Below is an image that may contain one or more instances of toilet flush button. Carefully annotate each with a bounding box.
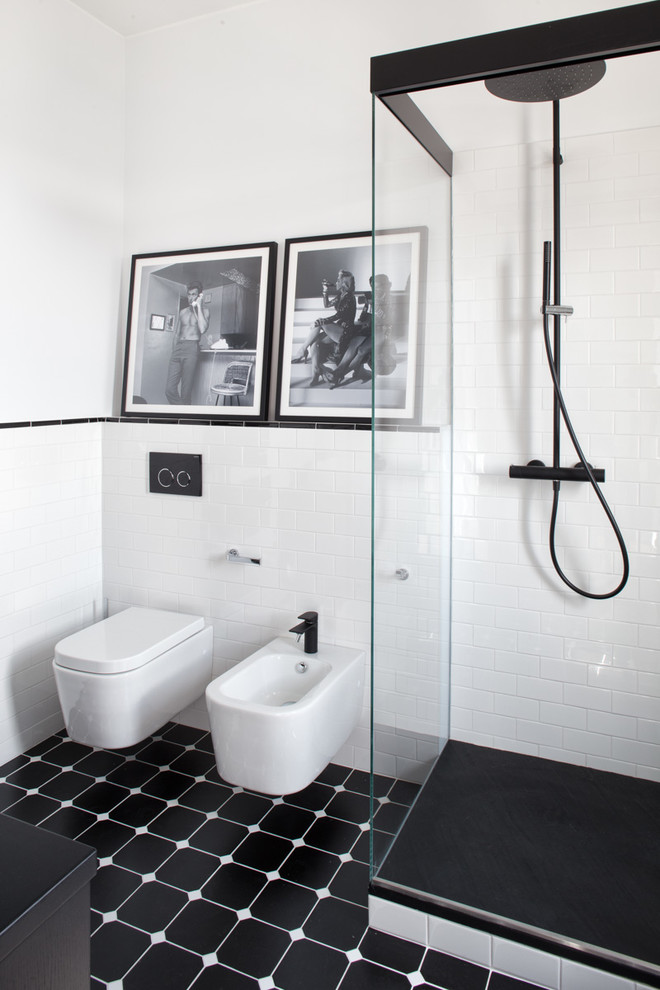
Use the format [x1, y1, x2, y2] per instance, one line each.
[149, 452, 202, 496]
[158, 467, 175, 488]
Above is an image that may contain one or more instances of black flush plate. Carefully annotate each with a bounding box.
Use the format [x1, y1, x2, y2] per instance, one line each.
[149, 452, 202, 496]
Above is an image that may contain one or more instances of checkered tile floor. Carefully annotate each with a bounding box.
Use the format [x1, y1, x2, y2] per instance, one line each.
[0, 723, 540, 990]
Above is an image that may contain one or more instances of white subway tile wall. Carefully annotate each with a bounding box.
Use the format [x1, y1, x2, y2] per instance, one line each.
[102, 420, 373, 770]
[451, 124, 660, 780]
[0, 423, 104, 765]
[0, 416, 445, 779]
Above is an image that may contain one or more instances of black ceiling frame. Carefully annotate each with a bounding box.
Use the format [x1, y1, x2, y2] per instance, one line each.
[370, 1, 660, 176]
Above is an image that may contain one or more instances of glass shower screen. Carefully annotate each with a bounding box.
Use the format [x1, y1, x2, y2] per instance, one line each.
[370, 93, 453, 875]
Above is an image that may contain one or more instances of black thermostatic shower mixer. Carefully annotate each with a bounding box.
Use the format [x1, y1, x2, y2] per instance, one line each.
[509, 462, 605, 483]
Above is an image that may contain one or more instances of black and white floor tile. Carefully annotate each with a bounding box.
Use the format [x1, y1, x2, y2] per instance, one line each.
[0, 723, 544, 990]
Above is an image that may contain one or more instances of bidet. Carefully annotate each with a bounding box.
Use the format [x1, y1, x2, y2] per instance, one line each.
[205, 636, 365, 794]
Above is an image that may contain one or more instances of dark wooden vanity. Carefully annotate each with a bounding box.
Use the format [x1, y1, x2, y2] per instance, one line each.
[0, 814, 96, 989]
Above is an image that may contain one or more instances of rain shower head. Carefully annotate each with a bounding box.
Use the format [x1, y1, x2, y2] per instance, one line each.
[485, 61, 606, 102]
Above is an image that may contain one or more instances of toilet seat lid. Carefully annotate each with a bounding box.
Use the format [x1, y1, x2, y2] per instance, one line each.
[54, 607, 205, 674]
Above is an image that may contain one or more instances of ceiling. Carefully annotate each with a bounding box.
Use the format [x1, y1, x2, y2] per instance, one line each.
[69, 0, 659, 150]
[68, 0, 263, 36]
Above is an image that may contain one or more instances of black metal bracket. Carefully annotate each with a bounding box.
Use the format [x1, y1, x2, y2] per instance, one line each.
[370, 2, 660, 97]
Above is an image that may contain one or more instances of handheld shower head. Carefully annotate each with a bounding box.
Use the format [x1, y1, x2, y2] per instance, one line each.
[485, 61, 606, 103]
[542, 241, 552, 309]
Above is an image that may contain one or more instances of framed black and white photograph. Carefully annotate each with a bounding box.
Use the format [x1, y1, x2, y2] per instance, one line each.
[275, 229, 424, 423]
[121, 242, 277, 421]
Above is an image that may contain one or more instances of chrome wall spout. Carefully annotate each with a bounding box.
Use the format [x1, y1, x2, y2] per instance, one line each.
[226, 549, 261, 565]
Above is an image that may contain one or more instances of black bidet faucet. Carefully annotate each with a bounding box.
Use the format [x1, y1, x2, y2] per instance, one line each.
[289, 611, 318, 654]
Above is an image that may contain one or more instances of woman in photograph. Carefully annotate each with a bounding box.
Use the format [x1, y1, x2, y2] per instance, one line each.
[326, 273, 395, 388]
[291, 269, 357, 386]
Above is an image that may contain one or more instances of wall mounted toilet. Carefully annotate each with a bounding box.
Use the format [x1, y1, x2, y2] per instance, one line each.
[53, 607, 213, 749]
[205, 636, 365, 795]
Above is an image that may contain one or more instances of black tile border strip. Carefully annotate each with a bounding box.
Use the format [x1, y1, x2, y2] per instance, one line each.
[0, 418, 104, 429]
[0, 417, 442, 434]
[0, 417, 373, 431]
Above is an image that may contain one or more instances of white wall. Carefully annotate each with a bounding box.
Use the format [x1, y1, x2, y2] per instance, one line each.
[119, 0, 631, 407]
[102, 419, 372, 767]
[0, 0, 122, 763]
[115, 0, 652, 781]
[1, 0, 657, 777]
[451, 122, 660, 781]
[0, 0, 124, 423]
[0, 423, 103, 765]
[1, 0, 629, 426]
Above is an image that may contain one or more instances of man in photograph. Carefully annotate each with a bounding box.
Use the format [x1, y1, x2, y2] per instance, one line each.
[165, 281, 209, 404]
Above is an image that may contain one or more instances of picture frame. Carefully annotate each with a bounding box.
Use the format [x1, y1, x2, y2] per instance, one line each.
[275, 229, 424, 424]
[121, 242, 277, 421]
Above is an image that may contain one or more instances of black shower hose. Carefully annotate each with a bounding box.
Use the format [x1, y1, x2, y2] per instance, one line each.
[542, 313, 629, 599]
